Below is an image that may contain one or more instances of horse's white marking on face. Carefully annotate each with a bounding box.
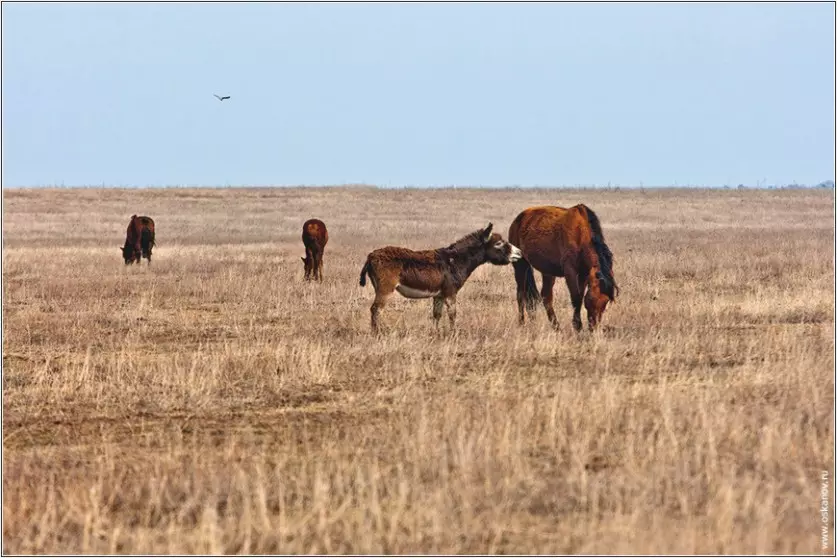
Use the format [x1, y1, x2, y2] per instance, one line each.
[509, 244, 523, 262]
[396, 284, 440, 299]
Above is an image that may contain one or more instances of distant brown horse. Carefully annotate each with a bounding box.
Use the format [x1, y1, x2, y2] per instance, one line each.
[359, 223, 523, 332]
[120, 215, 155, 265]
[301, 219, 329, 281]
[508, 205, 618, 331]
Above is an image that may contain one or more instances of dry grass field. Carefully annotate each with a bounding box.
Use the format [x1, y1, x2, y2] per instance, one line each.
[2, 186, 835, 554]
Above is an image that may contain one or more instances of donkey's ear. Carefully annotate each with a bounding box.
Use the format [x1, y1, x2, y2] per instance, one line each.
[482, 222, 493, 242]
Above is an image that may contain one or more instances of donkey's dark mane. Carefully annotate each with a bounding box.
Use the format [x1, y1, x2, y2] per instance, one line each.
[439, 228, 486, 256]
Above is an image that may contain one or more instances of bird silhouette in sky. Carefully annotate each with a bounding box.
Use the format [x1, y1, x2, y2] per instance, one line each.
[214, 94, 231, 101]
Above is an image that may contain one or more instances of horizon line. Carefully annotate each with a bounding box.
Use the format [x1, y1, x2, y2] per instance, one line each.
[3, 182, 835, 190]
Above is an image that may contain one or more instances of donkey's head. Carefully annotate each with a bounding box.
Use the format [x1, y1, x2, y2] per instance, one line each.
[478, 223, 523, 265]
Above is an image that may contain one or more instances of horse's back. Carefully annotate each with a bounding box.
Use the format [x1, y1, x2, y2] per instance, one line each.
[138, 216, 154, 232]
[509, 205, 582, 242]
[509, 205, 591, 274]
[302, 219, 328, 247]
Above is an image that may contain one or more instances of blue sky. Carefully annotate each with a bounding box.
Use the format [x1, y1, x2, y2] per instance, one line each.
[2, 2, 834, 187]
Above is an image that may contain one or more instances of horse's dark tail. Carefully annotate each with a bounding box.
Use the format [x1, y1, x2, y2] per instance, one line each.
[141, 227, 155, 249]
[579, 205, 619, 301]
[359, 259, 370, 287]
[516, 259, 541, 311]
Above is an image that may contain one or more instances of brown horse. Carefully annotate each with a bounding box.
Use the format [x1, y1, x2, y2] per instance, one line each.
[508, 205, 618, 331]
[359, 223, 523, 333]
[301, 219, 329, 281]
[120, 215, 155, 265]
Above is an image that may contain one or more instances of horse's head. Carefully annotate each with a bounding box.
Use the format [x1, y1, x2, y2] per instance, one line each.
[301, 255, 313, 280]
[120, 244, 136, 264]
[585, 267, 618, 328]
[481, 223, 524, 265]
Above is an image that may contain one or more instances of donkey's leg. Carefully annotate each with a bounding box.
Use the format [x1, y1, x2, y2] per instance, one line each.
[432, 295, 444, 330]
[513, 260, 529, 325]
[564, 266, 584, 332]
[541, 274, 558, 328]
[445, 296, 457, 328]
[370, 286, 395, 334]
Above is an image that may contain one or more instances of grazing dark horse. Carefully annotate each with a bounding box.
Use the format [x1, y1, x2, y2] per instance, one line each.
[508, 205, 618, 331]
[301, 219, 329, 281]
[359, 223, 523, 333]
[120, 215, 156, 265]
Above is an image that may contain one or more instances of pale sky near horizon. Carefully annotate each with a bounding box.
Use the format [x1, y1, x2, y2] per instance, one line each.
[2, 2, 834, 187]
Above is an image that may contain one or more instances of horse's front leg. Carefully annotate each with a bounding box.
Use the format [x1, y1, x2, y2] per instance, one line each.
[317, 252, 324, 282]
[564, 266, 583, 332]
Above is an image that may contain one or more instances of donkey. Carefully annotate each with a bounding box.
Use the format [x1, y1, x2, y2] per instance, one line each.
[358, 223, 523, 333]
[301, 219, 329, 281]
[508, 204, 618, 331]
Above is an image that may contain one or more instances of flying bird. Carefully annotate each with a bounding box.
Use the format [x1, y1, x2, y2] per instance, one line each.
[214, 94, 231, 101]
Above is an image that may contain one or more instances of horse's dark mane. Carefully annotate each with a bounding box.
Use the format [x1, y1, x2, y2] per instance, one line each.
[580, 205, 618, 300]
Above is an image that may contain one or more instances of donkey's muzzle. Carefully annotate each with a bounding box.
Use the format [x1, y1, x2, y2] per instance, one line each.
[509, 245, 523, 262]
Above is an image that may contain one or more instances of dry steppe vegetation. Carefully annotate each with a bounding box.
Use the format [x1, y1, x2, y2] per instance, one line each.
[2, 186, 835, 554]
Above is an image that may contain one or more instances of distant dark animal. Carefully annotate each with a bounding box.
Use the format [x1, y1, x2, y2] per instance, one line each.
[120, 215, 156, 265]
[301, 219, 329, 281]
[359, 223, 523, 333]
[214, 94, 231, 101]
[508, 205, 618, 331]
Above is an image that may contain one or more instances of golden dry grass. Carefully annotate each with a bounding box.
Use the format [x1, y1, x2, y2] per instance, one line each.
[2, 186, 835, 554]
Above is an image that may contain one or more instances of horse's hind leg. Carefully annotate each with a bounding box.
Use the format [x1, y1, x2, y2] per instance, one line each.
[541, 274, 558, 328]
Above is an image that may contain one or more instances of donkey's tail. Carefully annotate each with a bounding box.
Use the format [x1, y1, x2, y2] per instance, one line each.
[359, 259, 371, 287]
